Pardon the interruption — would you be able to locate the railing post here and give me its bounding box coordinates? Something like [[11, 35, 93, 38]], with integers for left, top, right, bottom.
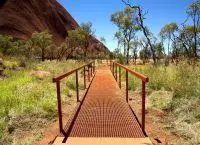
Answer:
[[93, 61, 95, 74], [142, 81, 146, 132], [84, 66, 86, 89], [88, 65, 90, 82], [90, 63, 93, 77], [76, 70, 79, 102], [90, 64, 92, 77], [112, 63, 114, 76], [119, 67, 121, 88], [56, 81, 63, 133], [126, 70, 128, 102], [115, 64, 117, 81]]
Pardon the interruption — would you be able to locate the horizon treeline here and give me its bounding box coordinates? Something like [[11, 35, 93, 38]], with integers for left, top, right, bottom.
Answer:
[[0, 22, 109, 62]]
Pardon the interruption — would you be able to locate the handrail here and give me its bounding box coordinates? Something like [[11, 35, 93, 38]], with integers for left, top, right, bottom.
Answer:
[[114, 62, 149, 83], [111, 61, 149, 133], [53, 62, 94, 82], [52, 61, 95, 135]]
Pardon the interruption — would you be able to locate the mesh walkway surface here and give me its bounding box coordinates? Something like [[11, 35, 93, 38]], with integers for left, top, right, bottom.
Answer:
[[68, 69, 145, 138]]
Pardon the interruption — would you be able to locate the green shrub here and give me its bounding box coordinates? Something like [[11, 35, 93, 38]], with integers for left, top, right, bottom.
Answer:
[[0, 59, 84, 144]]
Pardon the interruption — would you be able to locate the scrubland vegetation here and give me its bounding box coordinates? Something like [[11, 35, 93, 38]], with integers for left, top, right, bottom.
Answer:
[[0, 57, 85, 144], [0, 0, 199, 144], [0, 19, 108, 144], [120, 61, 200, 144]]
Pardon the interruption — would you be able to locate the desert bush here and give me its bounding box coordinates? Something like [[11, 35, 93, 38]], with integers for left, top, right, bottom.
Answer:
[[0, 59, 84, 144], [126, 61, 200, 144], [128, 62, 200, 99], [0, 35, 14, 55]]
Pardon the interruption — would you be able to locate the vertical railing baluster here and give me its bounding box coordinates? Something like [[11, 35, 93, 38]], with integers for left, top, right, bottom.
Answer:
[[56, 81, 63, 133], [142, 81, 146, 132], [88, 65, 90, 82], [112, 62, 114, 76], [119, 67, 121, 88], [115, 64, 117, 81], [93, 61, 95, 74], [90, 64, 92, 77], [84, 66, 86, 89], [126, 70, 128, 102], [76, 70, 79, 102], [109, 59, 111, 70]]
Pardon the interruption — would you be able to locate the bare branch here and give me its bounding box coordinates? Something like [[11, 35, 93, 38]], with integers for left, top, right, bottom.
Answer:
[[121, 0, 157, 64], [122, 0, 139, 9]]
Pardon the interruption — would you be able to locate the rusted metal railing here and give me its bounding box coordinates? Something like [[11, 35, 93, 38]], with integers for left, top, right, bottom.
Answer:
[[52, 61, 95, 134], [111, 62, 149, 132]]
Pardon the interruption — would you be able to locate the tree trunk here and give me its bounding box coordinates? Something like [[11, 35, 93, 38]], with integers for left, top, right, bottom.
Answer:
[[42, 48, 45, 61], [126, 41, 130, 65], [137, 7, 156, 64], [84, 50, 86, 62], [194, 17, 197, 58]]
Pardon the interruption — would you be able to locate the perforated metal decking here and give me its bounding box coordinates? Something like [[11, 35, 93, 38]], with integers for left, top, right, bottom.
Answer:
[[68, 69, 145, 138]]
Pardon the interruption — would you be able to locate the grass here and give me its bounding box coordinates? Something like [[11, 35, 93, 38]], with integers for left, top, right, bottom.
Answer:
[[0, 58, 84, 144], [124, 61, 200, 145]]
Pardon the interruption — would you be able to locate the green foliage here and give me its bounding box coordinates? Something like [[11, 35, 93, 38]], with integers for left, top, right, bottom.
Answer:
[[0, 35, 14, 55], [0, 59, 84, 144], [68, 28, 88, 47], [126, 62, 200, 99], [186, 0, 200, 17], [160, 23, 178, 38], [99, 37, 106, 44], [80, 22, 94, 36], [126, 62, 200, 144], [31, 30, 53, 61], [111, 6, 140, 64]]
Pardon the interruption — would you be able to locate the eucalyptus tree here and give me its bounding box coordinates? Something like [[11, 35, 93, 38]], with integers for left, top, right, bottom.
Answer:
[[111, 6, 140, 64], [80, 22, 95, 61], [139, 37, 151, 63], [31, 30, 53, 61], [186, 0, 200, 57], [100, 37, 106, 44], [153, 42, 164, 61], [114, 31, 125, 56], [122, 0, 157, 64], [58, 28, 89, 60], [159, 22, 178, 56], [130, 39, 140, 64], [174, 25, 200, 58]]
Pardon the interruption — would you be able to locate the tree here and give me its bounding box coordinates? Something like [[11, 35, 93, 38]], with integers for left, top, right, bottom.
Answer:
[[186, 0, 200, 58], [139, 37, 151, 64], [159, 22, 178, 56], [0, 35, 14, 55], [31, 30, 53, 61], [122, 0, 157, 64], [139, 48, 151, 64], [111, 6, 140, 64], [130, 39, 140, 64], [114, 31, 125, 57], [100, 37, 106, 44], [153, 42, 165, 61], [57, 28, 88, 60], [80, 22, 95, 61]]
